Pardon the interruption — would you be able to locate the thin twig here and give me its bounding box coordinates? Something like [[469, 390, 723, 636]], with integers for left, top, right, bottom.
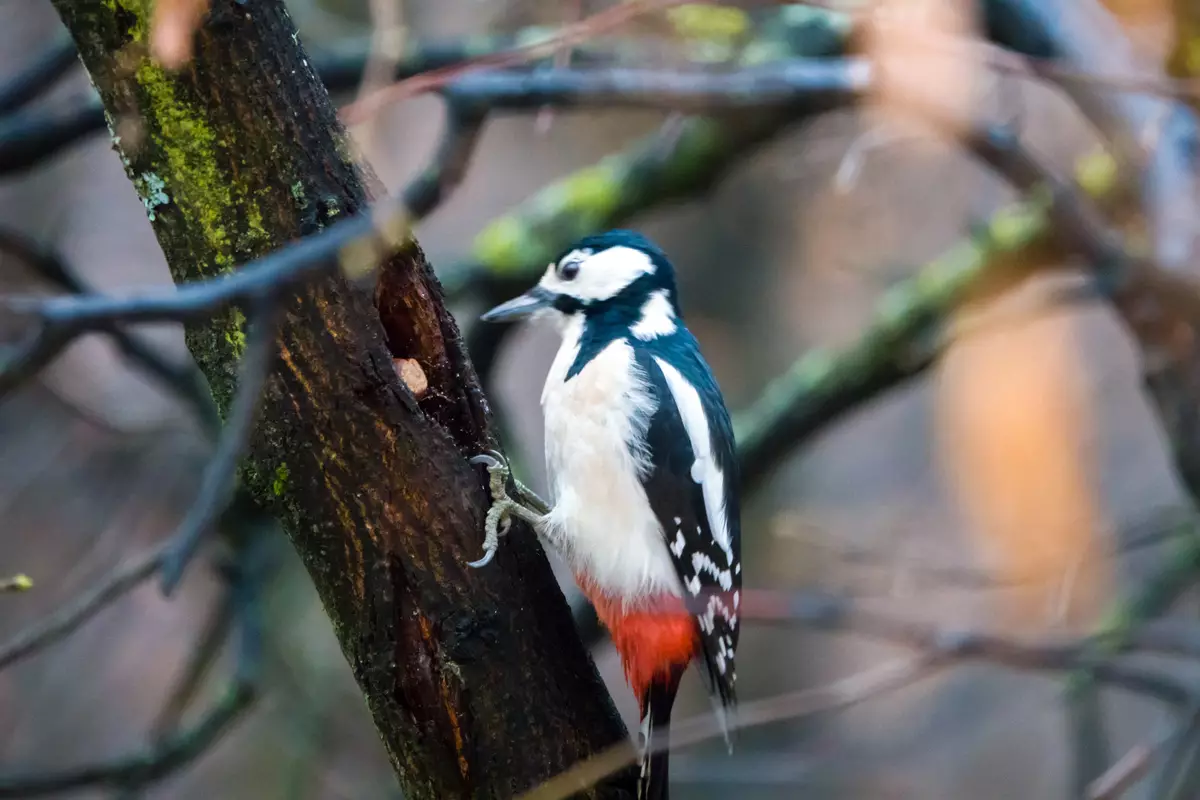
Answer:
[[541, 584, 1200, 799], [1087, 743, 1155, 799], [0, 547, 163, 670], [0, 227, 220, 434], [401, 102, 487, 221], [147, 591, 236, 739], [0, 194, 383, 374], [983, 0, 1200, 274], [518, 655, 936, 800], [0, 510, 274, 797], [0, 25, 652, 178], [0, 683, 253, 798], [341, 0, 740, 123], [440, 59, 871, 114], [159, 302, 279, 593], [0, 100, 104, 177], [1147, 705, 1200, 800], [0, 33, 78, 115]]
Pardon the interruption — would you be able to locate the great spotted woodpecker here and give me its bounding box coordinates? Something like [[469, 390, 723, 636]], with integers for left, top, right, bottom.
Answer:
[[471, 229, 741, 799]]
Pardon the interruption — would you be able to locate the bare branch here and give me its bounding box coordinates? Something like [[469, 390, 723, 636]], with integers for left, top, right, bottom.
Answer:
[[401, 102, 487, 221], [982, 0, 1200, 272], [0, 32, 78, 115], [0, 502, 274, 797], [519, 655, 935, 800], [0, 35, 569, 178], [1147, 707, 1200, 800], [0, 683, 253, 798], [0, 197, 389, 361], [0, 304, 279, 667], [1087, 744, 1154, 800], [399, 56, 873, 231], [0, 538, 268, 798], [159, 302, 278, 593], [731, 106, 1169, 488], [441, 59, 870, 114], [540, 575, 1200, 799], [341, 0, 742, 123], [446, 10, 852, 297], [0, 227, 219, 434], [0, 547, 162, 670], [0, 101, 105, 177]]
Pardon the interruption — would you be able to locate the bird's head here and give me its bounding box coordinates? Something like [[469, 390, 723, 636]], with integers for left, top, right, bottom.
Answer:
[[479, 230, 681, 332]]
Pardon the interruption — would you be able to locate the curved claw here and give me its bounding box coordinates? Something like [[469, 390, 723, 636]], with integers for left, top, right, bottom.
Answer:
[[470, 452, 502, 469], [470, 449, 508, 470], [467, 545, 497, 569]]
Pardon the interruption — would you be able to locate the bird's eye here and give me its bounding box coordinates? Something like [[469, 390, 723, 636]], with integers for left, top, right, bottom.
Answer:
[[558, 259, 581, 280]]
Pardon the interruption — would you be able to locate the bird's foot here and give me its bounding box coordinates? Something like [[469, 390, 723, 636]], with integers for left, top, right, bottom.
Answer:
[[468, 450, 544, 568]]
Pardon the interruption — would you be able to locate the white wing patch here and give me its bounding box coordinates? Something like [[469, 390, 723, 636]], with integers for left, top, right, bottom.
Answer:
[[691, 551, 733, 591], [630, 289, 677, 341], [652, 357, 734, 561]]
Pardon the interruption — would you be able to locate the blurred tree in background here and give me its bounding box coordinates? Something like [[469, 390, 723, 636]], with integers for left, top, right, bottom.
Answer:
[[5, 0, 1200, 798]]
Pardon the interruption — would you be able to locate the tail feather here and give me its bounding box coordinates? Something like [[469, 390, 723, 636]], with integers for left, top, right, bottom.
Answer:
[[637, 678, 681, 800]]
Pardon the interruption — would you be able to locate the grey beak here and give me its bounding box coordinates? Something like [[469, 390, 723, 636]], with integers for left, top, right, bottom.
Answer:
[[480, 286, 554, 322]]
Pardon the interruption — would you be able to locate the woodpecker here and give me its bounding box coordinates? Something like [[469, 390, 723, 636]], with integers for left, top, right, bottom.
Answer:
[[472, 229, 741, 800]]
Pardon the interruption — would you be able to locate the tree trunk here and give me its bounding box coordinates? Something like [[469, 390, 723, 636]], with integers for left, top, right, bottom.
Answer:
[[50, 0, 634, 797]]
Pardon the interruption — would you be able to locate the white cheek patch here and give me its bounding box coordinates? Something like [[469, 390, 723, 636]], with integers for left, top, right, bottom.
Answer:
[[652, 357, 734, 559], [540, 246, 656, 302], [630, 289, 677, 341]]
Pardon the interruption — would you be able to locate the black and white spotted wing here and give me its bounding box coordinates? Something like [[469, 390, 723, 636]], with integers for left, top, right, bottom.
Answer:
[[633, 339, 741, 710]]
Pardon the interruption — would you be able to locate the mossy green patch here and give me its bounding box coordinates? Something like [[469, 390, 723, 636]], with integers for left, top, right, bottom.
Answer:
[[273, 463, 290, 496], [104, 0, 270, 275], [876, 285, 918, 331], [557, 162, 621, 217], [666, 4, 750, 46], [243, 204, 268, 250], [225, 306, 247, 358], [470, 120, 722, 278], [135, 59, 236, 270], [987, 196, 1044, 252], [657, 120, 725, 187], [110, 0, 148, 39], [917, 245, 975, 302], [472, 218, 534, 274], [1073, 152, 1117, 199]]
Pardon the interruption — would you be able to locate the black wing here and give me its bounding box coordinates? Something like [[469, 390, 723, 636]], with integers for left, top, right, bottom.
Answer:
[[633, 339, 741, 711]]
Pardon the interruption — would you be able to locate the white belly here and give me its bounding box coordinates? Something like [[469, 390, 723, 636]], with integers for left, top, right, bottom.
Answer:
[[539, 319, 682, 602]]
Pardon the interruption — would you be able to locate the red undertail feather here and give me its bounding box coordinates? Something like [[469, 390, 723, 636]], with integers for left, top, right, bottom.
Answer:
[[577, 578, 699, 708], [578, 578, 695, 800]]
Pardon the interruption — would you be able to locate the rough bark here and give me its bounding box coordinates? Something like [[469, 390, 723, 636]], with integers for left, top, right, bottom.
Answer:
[[50, 0, 634, 797]]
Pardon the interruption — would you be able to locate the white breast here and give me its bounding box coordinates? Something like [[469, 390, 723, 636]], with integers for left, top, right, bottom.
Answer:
[[540, 317, 682, 602]]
